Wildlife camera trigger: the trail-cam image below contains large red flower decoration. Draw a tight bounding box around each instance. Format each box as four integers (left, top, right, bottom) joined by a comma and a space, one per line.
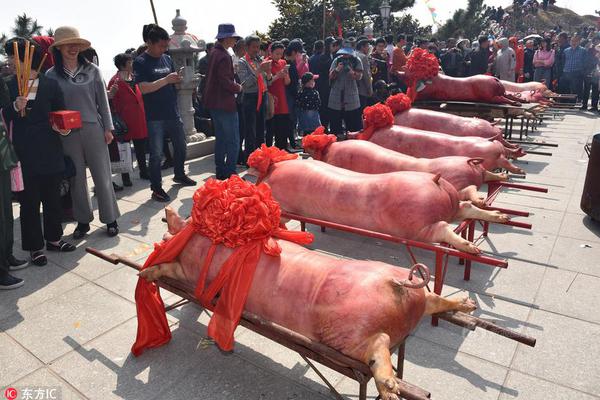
386, 93, 412, 114
247, 144, 298, 177
191, 176, 282, 252
359, 103, 394, 140
405, 48, 439, 82
301, 126, 337, 161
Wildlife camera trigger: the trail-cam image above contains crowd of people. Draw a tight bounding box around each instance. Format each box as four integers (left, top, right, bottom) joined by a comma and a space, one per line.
1, 17, 600, 290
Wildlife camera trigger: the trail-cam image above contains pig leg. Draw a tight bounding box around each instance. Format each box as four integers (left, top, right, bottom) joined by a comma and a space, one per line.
424, 292, 477, 315
139, 259, 187, 282
483, 170, 509, 182
165, 207, 187, 234
497, 156, 525, 175
459, 185, 485, 207
455, 201, 510, 223
424, 222, 480, 254
362, 333, 405, 400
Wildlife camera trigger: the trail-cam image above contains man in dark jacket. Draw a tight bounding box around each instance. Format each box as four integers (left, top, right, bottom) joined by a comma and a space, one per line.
441, 38, 464, 77
523, 40, 535, 82
581, 36, 599, 111
467, 36, 492, 76
553, 32, 570, 93
202, 24, 243, 180
315, 37, 341, 130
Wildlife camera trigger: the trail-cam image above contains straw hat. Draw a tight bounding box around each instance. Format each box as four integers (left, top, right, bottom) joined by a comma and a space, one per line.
49, 26, 91, 50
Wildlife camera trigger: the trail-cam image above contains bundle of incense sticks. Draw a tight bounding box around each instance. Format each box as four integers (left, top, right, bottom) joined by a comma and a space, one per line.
13, 40, 47, 116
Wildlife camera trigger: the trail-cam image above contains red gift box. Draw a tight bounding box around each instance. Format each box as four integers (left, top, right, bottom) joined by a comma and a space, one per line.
49, 111, 82, 130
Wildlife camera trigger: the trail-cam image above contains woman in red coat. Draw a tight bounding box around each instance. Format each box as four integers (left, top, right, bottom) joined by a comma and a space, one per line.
108, 53, 149, 185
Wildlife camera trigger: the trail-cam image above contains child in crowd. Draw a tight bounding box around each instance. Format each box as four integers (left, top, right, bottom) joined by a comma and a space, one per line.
295, 72, 321, 135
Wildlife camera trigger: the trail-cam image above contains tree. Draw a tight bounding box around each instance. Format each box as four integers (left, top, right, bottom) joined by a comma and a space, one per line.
268, 0, 421, 47
0, 13, 49, 56
437, 0, 488, 39
268, 0, 366, 46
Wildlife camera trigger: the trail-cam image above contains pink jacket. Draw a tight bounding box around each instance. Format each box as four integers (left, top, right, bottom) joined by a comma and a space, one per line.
533, 49, 554, 68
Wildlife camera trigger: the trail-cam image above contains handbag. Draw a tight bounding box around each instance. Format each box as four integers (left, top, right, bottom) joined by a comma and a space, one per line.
111, 113, 128, 139
110, 141, 134, 174
0, 109, 18, 171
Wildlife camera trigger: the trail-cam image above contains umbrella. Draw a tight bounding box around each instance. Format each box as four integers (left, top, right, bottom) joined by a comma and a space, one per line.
523, 34, 543, 40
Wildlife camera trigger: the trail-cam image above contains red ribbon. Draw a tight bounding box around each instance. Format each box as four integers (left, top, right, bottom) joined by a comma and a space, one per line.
245, 53, 266, 111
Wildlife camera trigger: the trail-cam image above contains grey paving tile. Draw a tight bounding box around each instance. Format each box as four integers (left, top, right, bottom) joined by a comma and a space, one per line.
336, 336, 510, 400
0, 263, 86, 323
477, 228, 556, 265
0, 283, 135, 363
490, 188, 571, 212
414, 289, 533, 367
499, 370, 599, 400
49, 235, 150, 281
0, 333, 43, 387
512, 309, 600, 395
489, 201, 564, 235
10, 367, 85, 400
444, 258, 545, 306
534, 268, 600, 324
548, 235, 600, 276
558, 212, 600, 243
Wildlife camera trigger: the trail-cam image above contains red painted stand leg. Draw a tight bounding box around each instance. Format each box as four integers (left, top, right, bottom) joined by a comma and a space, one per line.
483, 221, 490, 237
431, 252, 443, 326
300, 221, 306, 232
464, 222, 475, 281
458, 229, 467, 265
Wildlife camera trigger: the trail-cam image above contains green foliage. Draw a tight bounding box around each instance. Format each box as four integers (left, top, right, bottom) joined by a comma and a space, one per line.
268, 0, 427, 46
268, 0, 366, 45
437, 0, 487, 39
0, 13, 48, 56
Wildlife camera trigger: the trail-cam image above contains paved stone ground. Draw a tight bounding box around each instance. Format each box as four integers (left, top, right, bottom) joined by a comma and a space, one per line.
1, 109, 600, 400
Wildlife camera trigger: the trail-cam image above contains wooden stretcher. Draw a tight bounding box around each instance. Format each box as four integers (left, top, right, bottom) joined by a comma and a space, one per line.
85, 248, 536, 400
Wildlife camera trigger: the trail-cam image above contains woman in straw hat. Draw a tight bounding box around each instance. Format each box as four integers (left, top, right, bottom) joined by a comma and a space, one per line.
46, 26, 120, 239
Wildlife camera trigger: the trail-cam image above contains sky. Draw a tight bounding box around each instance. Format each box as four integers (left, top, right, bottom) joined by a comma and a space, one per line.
1, 0, 598, 76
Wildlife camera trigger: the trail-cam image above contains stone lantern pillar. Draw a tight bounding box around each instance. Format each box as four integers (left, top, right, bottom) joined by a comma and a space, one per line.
169, 9, 206, 143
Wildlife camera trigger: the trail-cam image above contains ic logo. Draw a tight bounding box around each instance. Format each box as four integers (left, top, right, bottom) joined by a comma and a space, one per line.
4, 387, 18, 400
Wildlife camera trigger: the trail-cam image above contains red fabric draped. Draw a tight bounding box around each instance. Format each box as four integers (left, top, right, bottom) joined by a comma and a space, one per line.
301, 126, 337, 161
132, 176, 313, 356
385, 93, 412, 114
245, 53, 266, 111
358, 103, 394, 140
247, 144, 298, 180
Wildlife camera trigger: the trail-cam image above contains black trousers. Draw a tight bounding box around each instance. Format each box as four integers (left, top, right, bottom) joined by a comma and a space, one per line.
582, 77, 599, 109
0, 169, 13, 278
561, 71, 585, 100
18, 172, 63, 251
270, 114, 293, 150
240, 93, 266, 162
121, 138, 147, 178
329, 108, 363, 136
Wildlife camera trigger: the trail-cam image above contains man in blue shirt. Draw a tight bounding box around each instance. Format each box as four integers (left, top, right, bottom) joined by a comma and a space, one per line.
562, 35, 587, 101
134, 24, 196, 203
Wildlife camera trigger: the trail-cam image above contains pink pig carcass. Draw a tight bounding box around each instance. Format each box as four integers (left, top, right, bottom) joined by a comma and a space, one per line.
247, 146, 510, 253
302, 131, 508, 206
140, 202, 477, 400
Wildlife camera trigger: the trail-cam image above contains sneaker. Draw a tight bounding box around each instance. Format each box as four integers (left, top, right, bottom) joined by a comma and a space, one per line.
161, 160, 173, 170
152, 188, 171, 202
107, 221, 119, 237
173, 175, 196, 186
112, 182, 124, 192
0, 274, 24, 290
7, 255, 28, 271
